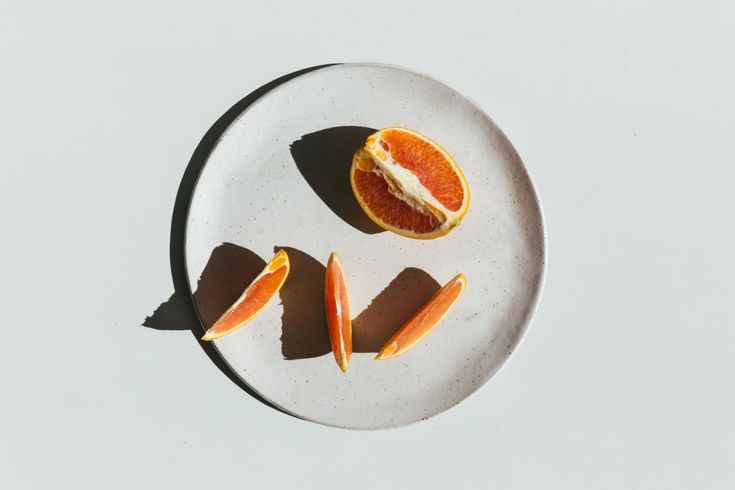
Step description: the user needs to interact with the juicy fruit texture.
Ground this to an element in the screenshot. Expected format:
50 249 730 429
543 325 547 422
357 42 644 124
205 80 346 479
201 250 290 341
375 273 466 359
325 252 352 372
350 127 470 239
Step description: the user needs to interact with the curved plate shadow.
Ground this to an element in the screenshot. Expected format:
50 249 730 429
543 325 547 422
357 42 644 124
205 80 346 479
144 65 441 414
144 64 336 416
291 126 383 234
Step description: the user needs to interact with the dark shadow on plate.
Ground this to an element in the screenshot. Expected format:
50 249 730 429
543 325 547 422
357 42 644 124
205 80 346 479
291 126 383 234
276 261 441 358
277 246 331 359
143 64 337 416
353 268 441 353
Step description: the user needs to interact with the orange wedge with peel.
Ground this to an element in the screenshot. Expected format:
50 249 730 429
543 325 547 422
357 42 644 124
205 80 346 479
375 273 466 359
325 252 352 372
350 127 470 239
201 249 290 341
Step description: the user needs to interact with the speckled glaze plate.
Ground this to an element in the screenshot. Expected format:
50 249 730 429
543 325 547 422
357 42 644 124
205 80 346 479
185 63 545 429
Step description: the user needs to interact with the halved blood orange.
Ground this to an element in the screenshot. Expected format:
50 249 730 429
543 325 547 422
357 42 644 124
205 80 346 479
375 273 466 359
325 252 352 372
350 127 470 239
201 249 290 341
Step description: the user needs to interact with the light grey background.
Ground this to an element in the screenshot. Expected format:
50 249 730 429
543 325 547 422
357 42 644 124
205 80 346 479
1 1 733 489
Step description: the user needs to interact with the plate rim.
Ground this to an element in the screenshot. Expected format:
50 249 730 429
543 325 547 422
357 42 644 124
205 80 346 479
183 62 547 429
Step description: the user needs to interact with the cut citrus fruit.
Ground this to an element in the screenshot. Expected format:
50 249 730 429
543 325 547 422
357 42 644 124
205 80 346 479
325 252 352 372
375 273 466 360
201 249 290 341
350 127 470 239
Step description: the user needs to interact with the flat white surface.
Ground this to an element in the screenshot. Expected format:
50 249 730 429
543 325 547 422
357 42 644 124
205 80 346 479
1 0 733 487
185 64 544 428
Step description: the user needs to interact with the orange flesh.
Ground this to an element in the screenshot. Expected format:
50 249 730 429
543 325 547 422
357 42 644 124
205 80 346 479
352 168 440 235
350 128 469 239
325 253 352 372
375 274 466 359
381 128 465 212
202 251 289 340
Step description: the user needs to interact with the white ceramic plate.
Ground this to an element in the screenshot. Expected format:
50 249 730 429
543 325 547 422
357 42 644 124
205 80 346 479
185 63 545 429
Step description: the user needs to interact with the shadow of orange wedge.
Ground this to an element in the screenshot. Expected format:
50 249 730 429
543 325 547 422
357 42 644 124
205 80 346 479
201 249 290 341
375 273 466 360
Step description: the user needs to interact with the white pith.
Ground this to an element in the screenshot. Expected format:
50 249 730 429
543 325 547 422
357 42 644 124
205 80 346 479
363 134 465 228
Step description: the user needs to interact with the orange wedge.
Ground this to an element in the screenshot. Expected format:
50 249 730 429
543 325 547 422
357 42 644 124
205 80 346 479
325 252 352 372
375 273 466 359
201 249 290 341
350 127 470 239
